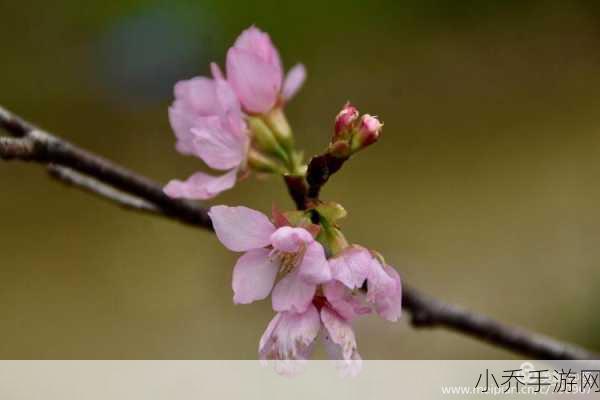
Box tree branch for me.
[402,285,594,359]
[305,152,349,203]
[0,105,212,230]
[0,136,36,160]
[1,105,597,360]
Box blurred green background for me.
[1,0,599,359]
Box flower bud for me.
[247,116,288,162]
[264,107,294,151]
[351,114,382,152]
[333,102,359,141]
[247,149,285,173]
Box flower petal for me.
[366,259,396,302]
[282,64,306,101]
[269,226,314,253]
[173,77,219,116]
[321,306,362,376]
[297,242,331,285]
[210,62,225,80]
[168,103,200,155]
[323,281,371,321]
[214,77,242,116]
[373,264,402,322]
[329,246,372,290]
[163,169,237,200]
[323,335,362,378]
[233,26,282,70]
[226,47,281,114]
[259,305,320,362]
[208,205,276,252]
[232,248,279,304]
[271,271,316,313]
[190,125,245,170]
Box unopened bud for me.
[264,107,294,151]
[247,149,285,174]
[247,116,288,162]
[351,114,382,152]
[333,102,359,141]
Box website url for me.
[441,386,594,395]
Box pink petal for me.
[258,312,282,355]
[190,125,245,170]
[169,74,247,157]
[297,242,331,285]
[322,281,371,321]
[214,77,242,116]
[282,64,306,101]
[373,264,402,322]
[329,246,372,290]
[168,102,202,155]
[234,26,282,70]
[232,248,279,304]
[208,205,276,252]
[169,111,193,155]
[259,305,320,361]
[226,47,281,114]
[210,62,225,80]
[269,226,314,253]
[271,271,316,313]
[173,77,220,116]
[323,334,362,378]
[163,169,237,200]
[321,306,362,375]
[365,259,396,303]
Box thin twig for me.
[48,164,160,215]
[1,104,598,360]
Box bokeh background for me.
[1,0,599,359]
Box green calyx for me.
[247,111,304,175]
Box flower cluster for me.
[164,26,306,200]
[164,26,398,375]
[209,205,401,375]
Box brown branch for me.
[0,136,36,160]
[305,152,349,202]
[1,104,598,360]
[283,174,309,210]
[0,105,212,230]
[402,285,595,359]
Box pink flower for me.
[164,65,250,200]
[226,26,306,114]
[208,205,331,313]
[259,302,362,377]
[327,245,402,322]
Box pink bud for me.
[352,114,382,151]
[334,102,359,140]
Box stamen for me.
[270,243,307,276]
